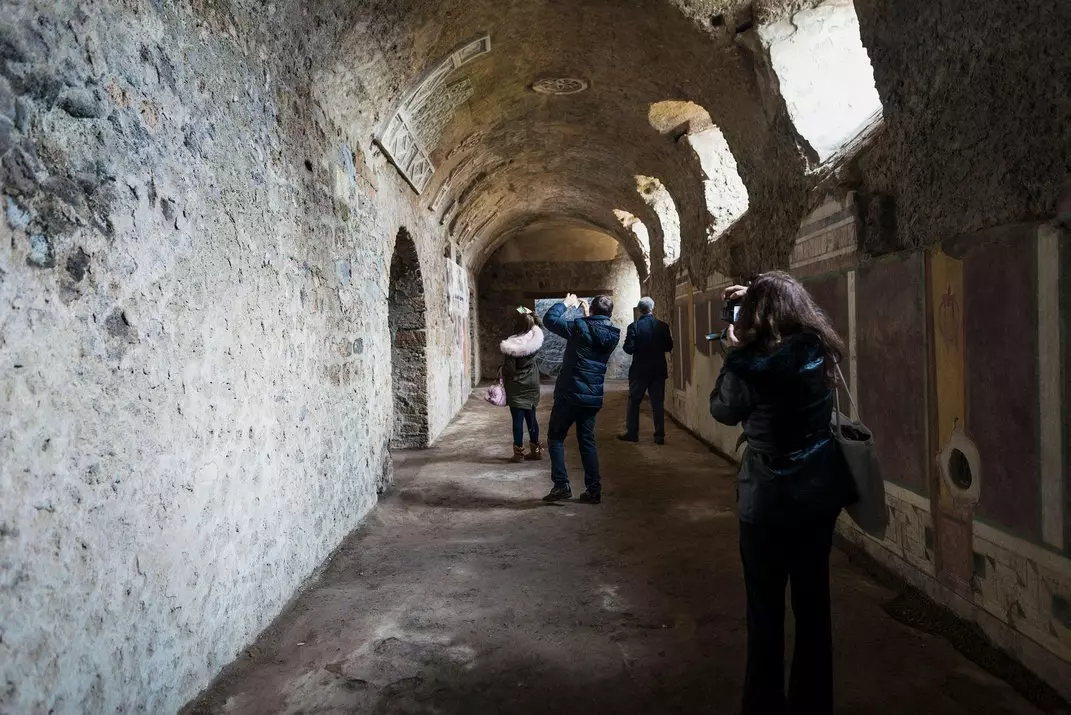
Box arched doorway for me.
[388,228,429,449]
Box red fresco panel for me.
[681,302,692,385]
[937,515,974,592]
[673,302,685,391]
[856,253,929,494]
[965,238,1040,539]
[804,272,850,409]
[1065,236,1071,551]
[695,297,711,357]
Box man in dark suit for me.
[619,296,673,444]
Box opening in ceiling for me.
[648,101,749,243]
[613,209,652,268]
[635,176,681,266]
[757,0,882,163]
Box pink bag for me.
[485,377,507,407]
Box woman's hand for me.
[724,323,742,348]
[580,299,591,317]
[723,284,748,302]
[563,293,579,308]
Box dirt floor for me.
[185,385,1044,715]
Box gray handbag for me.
[832,364,888,539]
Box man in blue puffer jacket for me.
[541,293,621,504]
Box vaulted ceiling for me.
[305,0,819,278]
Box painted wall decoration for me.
[856,253,929,495]
[803,272,850,409]
[376,35,492,194]
[965,238,1039,539]
[672,299,691,391]
[666,216,1071,695]
[446,259,470,389]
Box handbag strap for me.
[834,361,858,415]
[832,361,859,437]
[833,372,842,436]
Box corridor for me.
[4,0,1070,708]
[186,387,1041,715]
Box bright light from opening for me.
[634,176,681,266]
[758,0,882,162]
[686,128,749,240]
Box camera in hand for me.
[720,298,741,324]
[707,298,742,341]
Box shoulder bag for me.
[832,363,888,539]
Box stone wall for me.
[533,298,587,378]
[0,2,469,712]
[389,229,430,449]
[852,0,1071,249]
[477,256,640,382]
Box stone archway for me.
[388,228,429,448]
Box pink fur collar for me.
[500,327,544,357]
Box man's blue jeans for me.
[547,401,601,495]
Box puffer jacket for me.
[710,331,851,525]
[543,302,621,409]
[500,326,544,410]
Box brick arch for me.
[388,228,429,449]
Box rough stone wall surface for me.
[852,0,1071,249]
[389,231,430,449]
[478,257,639,382]
[412,79,474,151]
[0,2,468,712]
[533,299,589,378]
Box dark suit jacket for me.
[623,313,673,381]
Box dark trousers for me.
[509,406,539,447]
[625,376,666,439]
[547,401,601,495]
[739,515,837,715]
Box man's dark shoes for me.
[577,491,602,504]
[617,434,639,443]
[542,485,573,502]
[654,436,665,445]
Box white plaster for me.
[758,0,883,162]
[636,176,681,265]
[937,423,982,504]
[973,520,1071,579]
[885,481,931,512]
[685,128,749,239]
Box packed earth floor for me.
[186,385,1043,715]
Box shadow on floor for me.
[183,390,1054,715]
[393,486,551,511]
